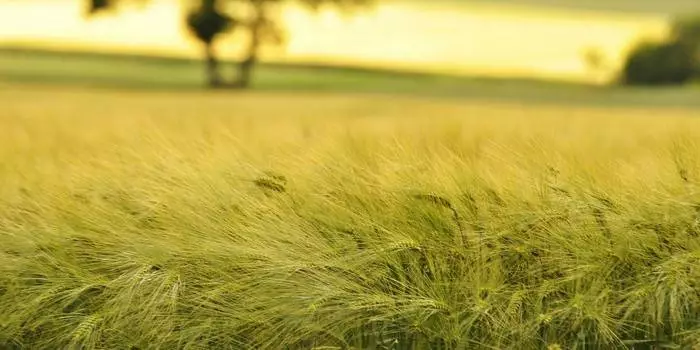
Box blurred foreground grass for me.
[2,86,700,349]
[1,47,699,108]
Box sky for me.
[0,0,675,83]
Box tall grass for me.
[1,87,700,349]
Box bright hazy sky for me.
[0,0,671,82]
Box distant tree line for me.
[88,0,371,88]
[622,15,700,86]
[90,1,698,89]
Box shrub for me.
[621,40,696,86]
[621,15,700,86]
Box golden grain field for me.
[2,85,700,349]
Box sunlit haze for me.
[0,0,671,82]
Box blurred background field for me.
[1,0,699,92]
[0,47,699,108]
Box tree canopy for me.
[621,15,700,86]
[88,0,373,88]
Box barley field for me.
[1,85,700,349]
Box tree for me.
[232,0,371,88]
[621,15,700,86]
[186,0,235,87]
[88,0,111,13]
[87,0,373,88]
[88,0,233,87]
[234,0,285,88]
[622,41,696,85]
[674,15,700,76]
[673,15,700,47]
[86,0,147,15]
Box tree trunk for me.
[204,43,222,88]
[237,50,257,89]
[236,2,264,89]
